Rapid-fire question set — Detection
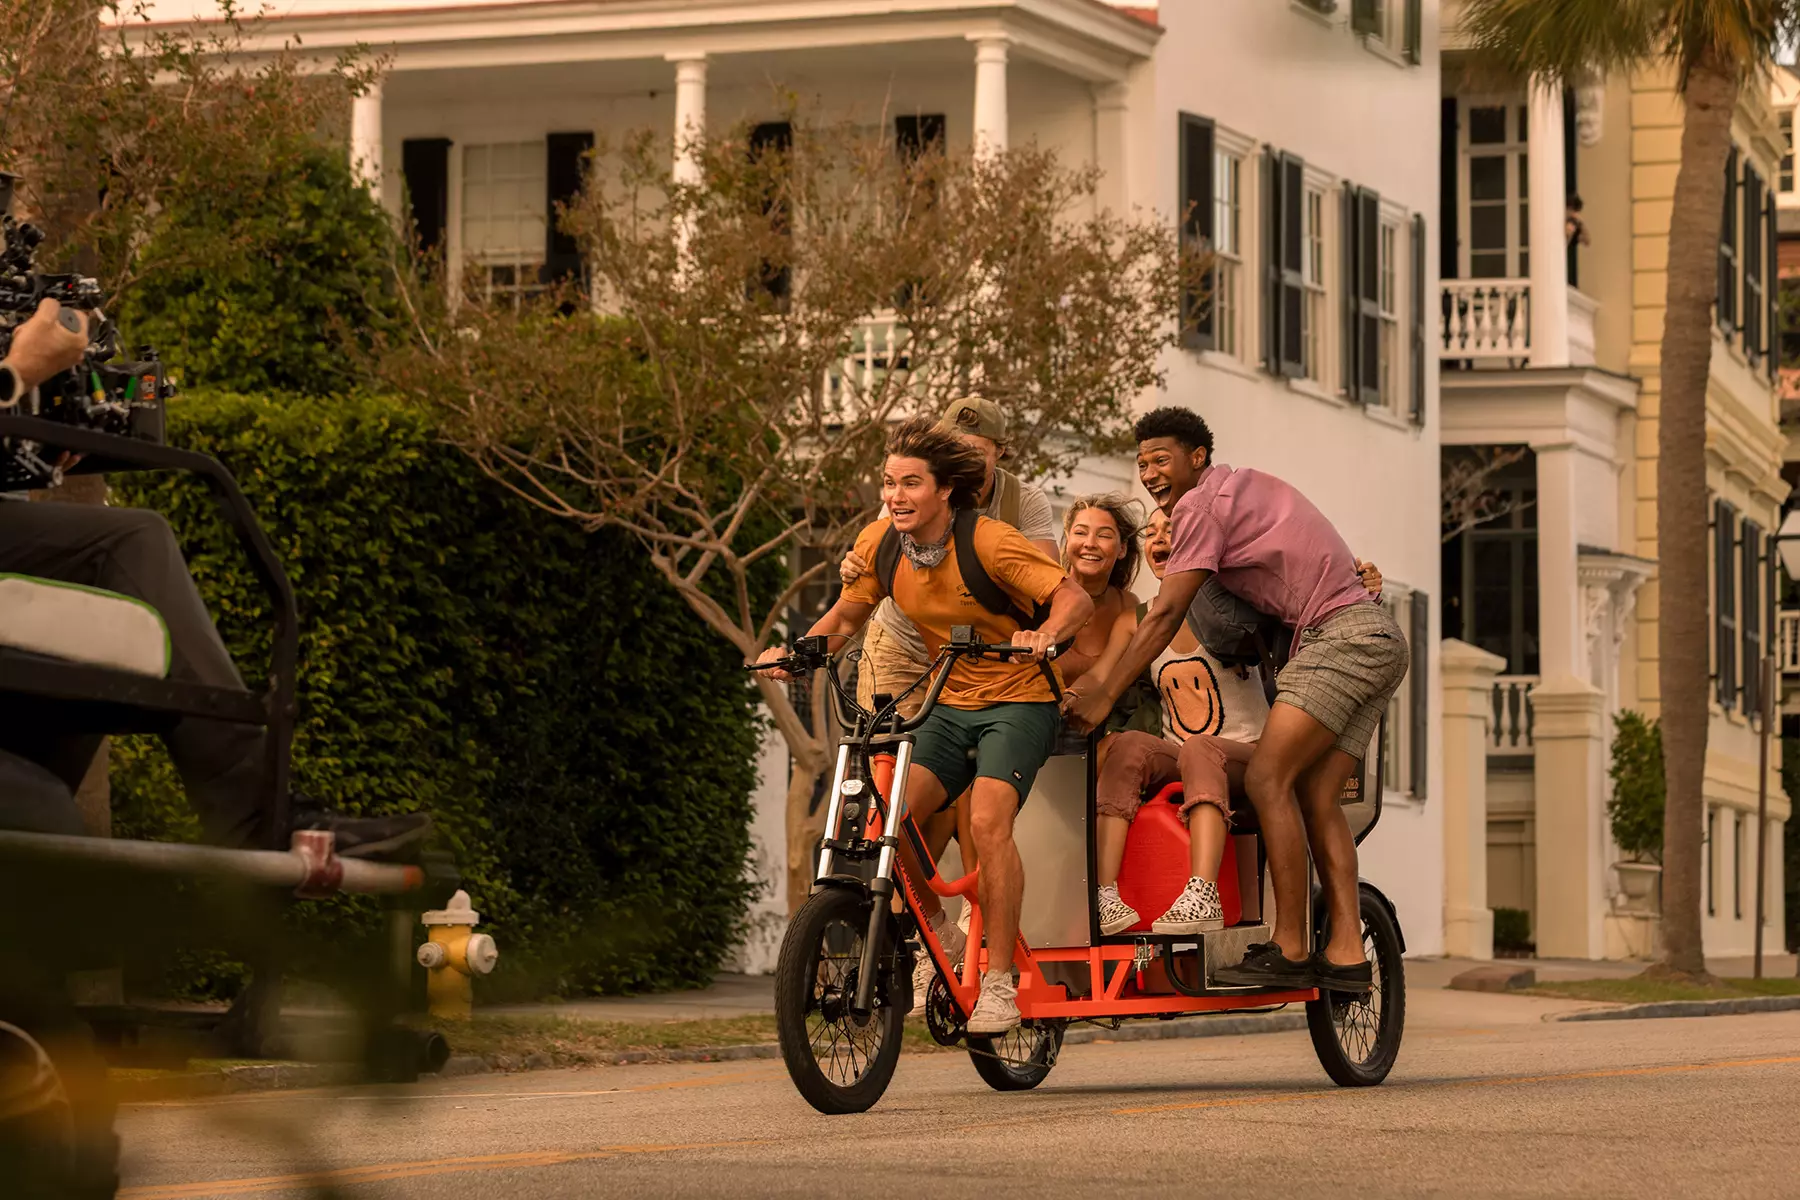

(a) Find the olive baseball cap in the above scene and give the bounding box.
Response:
[938,395,1007,444]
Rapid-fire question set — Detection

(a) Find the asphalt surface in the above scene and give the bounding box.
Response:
[117,990,1800,1200]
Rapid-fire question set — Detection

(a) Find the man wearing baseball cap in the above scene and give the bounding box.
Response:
[838,395,1060,1009]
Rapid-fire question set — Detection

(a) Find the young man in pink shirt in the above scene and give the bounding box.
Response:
[1067,408,1408,991]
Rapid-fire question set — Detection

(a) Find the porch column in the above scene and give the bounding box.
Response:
[1442,639,1506,960]
[350,81,384,201]
[1527,78,1569,366]
[669,53,709,187]
[971,36,1010,159]
[1533,675,1608,959]
[1092,82,1130,216]
[1534,442,1583,680]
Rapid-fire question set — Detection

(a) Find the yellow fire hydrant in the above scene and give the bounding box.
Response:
[416,890,498,1020]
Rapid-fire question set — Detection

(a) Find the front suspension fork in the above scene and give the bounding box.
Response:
[852,740,914,1016]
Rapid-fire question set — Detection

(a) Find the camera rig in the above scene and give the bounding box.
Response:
[0,172,170,491]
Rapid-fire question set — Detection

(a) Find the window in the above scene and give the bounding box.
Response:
[1460,99,1529,279]
[1782,110,1794,193]
[1442,447,1538,675]
[1378,219,1400,408]
[1263,149,1309,378]
[545,131,594,286]
[462,141,548,306]
[1743,163,1766,365]
[1376,584,1431,800]
[1302,183,1328,381]
[1213,146,1246,358]
[401,138,453,258]
[1352,0,1422,62]
[1714,498,1739,708]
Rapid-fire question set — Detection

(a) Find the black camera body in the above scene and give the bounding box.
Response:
[0,173,170,491]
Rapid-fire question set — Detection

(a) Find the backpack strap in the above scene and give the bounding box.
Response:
[950,507,1061,698]
[874,522,902,600]
[991,468,1023,530]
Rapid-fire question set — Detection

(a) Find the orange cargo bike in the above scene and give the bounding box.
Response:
[751,629,1405,1115]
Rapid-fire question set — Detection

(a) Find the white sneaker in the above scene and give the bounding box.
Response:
[913,910,967,1011]
[1150,877,1225,935]
[1097,884,1140,935]
[966,968,1020,1035]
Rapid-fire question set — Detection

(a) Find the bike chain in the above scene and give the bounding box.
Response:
[924,974,1061,1068]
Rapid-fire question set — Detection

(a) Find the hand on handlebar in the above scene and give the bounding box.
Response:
[752,645,795,682]
[1009,627,1060,663]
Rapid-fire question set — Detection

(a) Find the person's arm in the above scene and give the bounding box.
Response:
[1011,576,1093,661]
[1065,568,1207,733]
[1030,537,1059,562]
[754,596,876,681]
[1,299,90,403]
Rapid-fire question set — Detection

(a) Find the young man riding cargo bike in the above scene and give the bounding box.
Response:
[756,410,1408,1115]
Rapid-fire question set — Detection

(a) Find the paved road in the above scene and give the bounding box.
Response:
[118,991,1800,1199]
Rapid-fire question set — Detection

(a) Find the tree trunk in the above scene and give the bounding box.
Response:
[783,748,828,914]
[1655,59,1737,979]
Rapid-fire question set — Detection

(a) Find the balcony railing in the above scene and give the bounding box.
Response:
[1441,279,1529,362]
[1779,611,1800,675]
[1438,281,1597,367]
[1490,675,1536,755]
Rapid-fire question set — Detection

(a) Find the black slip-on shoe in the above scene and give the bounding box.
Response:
[1312,954,1374,995]
[1210,941,1316,989]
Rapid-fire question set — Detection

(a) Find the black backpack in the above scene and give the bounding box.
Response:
[873,507,1060,694]
[1183,577,1289,704]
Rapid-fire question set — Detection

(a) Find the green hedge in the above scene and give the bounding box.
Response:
[110,391,767,997]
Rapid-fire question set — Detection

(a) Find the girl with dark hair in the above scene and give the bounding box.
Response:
[755,416,1093,1035]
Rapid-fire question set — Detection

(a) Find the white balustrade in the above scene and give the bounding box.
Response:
[1440,279,1531,362]
[1489,674,1537,756]
[1779,611,1800,675]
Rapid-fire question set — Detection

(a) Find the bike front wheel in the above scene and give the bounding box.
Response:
[774,887,906,1114]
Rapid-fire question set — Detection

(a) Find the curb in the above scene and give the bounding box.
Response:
[1554,995,1800,1023]
[1063,1011,1307,1045]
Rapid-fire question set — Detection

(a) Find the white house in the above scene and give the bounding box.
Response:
[135,0,1449,966]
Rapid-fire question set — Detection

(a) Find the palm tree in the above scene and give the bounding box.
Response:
[1461,0,1795,979]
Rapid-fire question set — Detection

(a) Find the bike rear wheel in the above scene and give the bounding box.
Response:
[967,1019,1065,1091]
[1306,885,1406,1087]
[774,887,905,1114]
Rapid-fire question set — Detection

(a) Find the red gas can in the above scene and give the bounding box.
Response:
[1115,783,1241,932]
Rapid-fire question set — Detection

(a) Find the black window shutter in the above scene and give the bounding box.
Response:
[1715,499,1738,706]
[543,131,594,284]
[1742,518,1763,716]
[1179,113,1217,351]
[1278,152,1308,378]
[1719,147,1739,334]
[1404,0,1422,63]
[1410,213,1427,425]
[1263,149,1282,374]
[400,137,452,258]
[895,114,946,159]
[1439,98,1458,282]
[1409,590,1429,799]
[749,122,794,302]
[1769,192,1781,383]
[1352,0,1381,36]
[1356,186,1383,405]
[1743,166,1764,363]
[1341,184,1358,396]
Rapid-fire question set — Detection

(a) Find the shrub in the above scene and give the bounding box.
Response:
[115,144,400,397]
[1607,710,1665,863]
[1492,907,1533,953]
[110,391,766,997]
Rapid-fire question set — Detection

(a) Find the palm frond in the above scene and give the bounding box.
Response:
[1460,0,1664,86]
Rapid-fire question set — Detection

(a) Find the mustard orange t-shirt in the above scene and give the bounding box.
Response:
[843,516,1068,709]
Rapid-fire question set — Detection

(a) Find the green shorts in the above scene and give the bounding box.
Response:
[910,701,1062,806]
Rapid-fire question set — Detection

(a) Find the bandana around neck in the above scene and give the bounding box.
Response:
[900,523,952,569]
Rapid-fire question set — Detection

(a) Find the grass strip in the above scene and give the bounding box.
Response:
[1524,977,1800,1005]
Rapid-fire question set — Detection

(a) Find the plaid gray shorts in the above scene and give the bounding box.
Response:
[1276,602,1410,759]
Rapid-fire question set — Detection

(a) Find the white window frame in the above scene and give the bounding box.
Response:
[1301,173,1331,385]
[1372,0,1408,58]
[1458,95,1530,281]
[1377,204,1404,414]
[1212,127,1256,364]
[461,140,548,309]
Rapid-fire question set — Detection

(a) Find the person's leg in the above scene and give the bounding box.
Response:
[952,791,980,870]
[965,776,1024,974]
[0,503,266,846]
[1175,734,1253,880]
[1294,748,1364,966]
[1094,730,1181,886]
[1238,701,1338,961]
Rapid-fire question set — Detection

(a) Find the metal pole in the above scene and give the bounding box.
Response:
[1755,654,1772,980]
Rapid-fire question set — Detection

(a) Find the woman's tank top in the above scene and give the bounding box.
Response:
[1151,633,1270,746]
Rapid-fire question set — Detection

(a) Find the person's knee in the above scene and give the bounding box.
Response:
[967,786,1018,850]
[1242,755,1292,808]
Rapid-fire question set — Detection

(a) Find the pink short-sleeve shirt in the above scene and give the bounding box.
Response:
[1163,462,1372,633]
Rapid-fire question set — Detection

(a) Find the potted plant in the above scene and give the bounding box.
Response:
[1607,711,1665,907]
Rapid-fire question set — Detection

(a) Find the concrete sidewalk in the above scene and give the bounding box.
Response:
[484,951,1799,1025]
